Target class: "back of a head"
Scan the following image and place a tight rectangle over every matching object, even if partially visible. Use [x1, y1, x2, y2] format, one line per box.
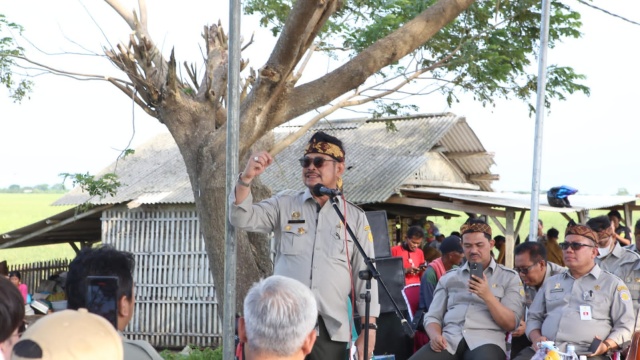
[11, 309, 123, 360]
[635, 219, 640, 235]
[586, 215, 611, 233]
[515, 241, 547, 263]
[243, 275, 318, 357]
[0, 276, 25, 343]
[65, 245, 135, 310]
[547, 227, 559, 239]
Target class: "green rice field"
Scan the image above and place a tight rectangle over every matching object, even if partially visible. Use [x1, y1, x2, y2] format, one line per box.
[0, 193, 75, 265]
[0, 193, 614, 268]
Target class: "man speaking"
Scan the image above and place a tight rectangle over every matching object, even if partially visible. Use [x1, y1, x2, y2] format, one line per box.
[230, 131, 380, 360]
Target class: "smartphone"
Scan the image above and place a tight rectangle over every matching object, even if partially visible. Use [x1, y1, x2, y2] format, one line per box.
[86, 276, 119, 329]
[588, 337, 602, 354]
[469, 262, 484, 280]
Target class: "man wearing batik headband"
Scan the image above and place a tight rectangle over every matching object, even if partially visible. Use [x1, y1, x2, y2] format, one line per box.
[515, 221, 635, 360]
[410, 218, 524, 360]
[230, 131, 379, 360]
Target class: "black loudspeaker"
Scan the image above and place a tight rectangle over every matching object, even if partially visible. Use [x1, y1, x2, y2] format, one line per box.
[375, 311, 414, 360]
[365, 210, 391, 258]
[374, 256, 407, 313]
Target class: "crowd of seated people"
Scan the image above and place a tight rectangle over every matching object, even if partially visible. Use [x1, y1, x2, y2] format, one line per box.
[4, 212, 640, 360]
[390, 215, 640, 360]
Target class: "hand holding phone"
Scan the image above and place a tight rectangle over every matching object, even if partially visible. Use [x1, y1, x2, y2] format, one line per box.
[469, 262, 483, 281]
[588, 337, 602, 354]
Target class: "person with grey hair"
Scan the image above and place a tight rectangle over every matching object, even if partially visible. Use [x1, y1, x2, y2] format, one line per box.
[238, 275, 318, 360]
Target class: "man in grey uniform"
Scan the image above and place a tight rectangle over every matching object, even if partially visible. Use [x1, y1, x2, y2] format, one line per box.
[587, 215, 640, 313]
[409, 218, 524, 360]
[515, 222, 635, 360]
[230, 131, 379, 360]
[510, 241, 565, 359]
[626, 220, 640, 254]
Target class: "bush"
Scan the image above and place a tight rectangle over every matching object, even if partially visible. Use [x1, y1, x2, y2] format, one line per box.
[160, 347, 222, 360]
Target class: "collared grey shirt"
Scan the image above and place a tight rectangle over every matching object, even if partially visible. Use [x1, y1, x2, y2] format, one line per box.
[229, 188, 380, 342]
[526, 264, 634, 352]
[120, 332, 164, 360]
[424, 258, 524, 355]
[597, 242, 640, 311]
[523, 261, 566, 311]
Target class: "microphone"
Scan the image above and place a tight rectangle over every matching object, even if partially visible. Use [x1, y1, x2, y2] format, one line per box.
[312, 183, 341, 197]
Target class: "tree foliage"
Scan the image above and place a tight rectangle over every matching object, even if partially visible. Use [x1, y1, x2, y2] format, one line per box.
[8, 0, 593, 319]
[0, 14, 32, 102]
[246, 0, 589, 113]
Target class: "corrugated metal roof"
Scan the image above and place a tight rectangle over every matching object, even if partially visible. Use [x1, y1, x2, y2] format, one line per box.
[439, 117, 496, 191]
[262, 113, 491, 203]
[55, 113, 495, 206]
[400, 186, 638, 213]
[54, 131, 192, 206]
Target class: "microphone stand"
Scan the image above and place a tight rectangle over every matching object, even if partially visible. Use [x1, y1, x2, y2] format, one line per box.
[327, 194, 414, 360]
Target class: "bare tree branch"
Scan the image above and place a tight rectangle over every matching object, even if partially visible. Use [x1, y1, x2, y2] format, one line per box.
[104, 0, 136, 29]
[281, 0, 475, 122]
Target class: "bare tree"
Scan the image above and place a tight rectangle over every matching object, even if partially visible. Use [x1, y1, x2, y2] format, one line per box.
[3, 0, 587, 310]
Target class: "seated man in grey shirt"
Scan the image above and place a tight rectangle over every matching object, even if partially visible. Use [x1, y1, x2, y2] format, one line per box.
[515, 222, 634, 360]
[410, 218, 524, 360]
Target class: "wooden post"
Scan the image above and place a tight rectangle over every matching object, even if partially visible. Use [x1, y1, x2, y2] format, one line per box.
[505, 208, 515, 268]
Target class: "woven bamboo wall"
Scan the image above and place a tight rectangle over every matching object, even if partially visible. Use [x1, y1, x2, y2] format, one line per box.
[8, 259, 70, 294]
[103, 205, 221, 348]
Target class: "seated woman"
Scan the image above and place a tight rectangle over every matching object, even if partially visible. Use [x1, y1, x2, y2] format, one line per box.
[9, 271, 34, 316]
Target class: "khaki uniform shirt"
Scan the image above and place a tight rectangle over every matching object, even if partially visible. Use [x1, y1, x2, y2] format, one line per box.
[230, 188, 380, 342]
[523, 262, 566, 311]
[424, 258, 524, 355]
[526, 264, 634, 352]
[597, 242, 640, 312]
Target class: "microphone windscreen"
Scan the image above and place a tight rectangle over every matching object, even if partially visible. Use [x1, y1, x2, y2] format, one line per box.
[312, 183, 325, 197]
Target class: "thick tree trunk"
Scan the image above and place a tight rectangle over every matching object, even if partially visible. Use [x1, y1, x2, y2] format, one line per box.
[103, 0, 476, 319]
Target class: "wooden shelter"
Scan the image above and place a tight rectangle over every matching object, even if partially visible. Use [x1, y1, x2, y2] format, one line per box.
[2, 112, 637, 348]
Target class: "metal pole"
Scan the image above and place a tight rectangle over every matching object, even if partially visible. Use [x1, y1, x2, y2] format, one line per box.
[528, 0, 551, 242]
[224, 0, 241, 358]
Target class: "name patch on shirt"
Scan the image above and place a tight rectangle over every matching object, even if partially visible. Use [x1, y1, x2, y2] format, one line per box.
[550, 288, 564, 293]
[288, 220, 306, 224]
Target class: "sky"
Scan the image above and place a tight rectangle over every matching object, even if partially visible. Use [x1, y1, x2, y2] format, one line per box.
[1, 1, 639, 196]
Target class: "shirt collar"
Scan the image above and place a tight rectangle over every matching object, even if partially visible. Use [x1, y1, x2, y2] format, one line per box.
[461, 258, 496, 273]
[565, 263, 601, 280]
[611, 242, 625, 258]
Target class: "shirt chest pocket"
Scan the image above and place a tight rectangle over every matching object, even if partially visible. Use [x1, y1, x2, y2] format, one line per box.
[546, 290, 566, 303]
[490, 284, 505, 300]
[330, 231, 353, 261]
[281, 224, 308, 255]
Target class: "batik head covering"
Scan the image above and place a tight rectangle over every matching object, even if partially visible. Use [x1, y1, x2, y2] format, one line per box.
[565, 220, 598, 243]
[304, 131, 345, 162]
[460, 220, 492, 238]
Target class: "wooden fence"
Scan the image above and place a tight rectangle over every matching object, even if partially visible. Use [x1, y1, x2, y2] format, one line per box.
[104, 205, 222, 349]
[8, 259, 70, 294]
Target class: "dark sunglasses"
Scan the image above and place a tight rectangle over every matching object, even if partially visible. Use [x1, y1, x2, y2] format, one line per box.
[560, 241, 595, 251]
[514, 263, 537, 275]
[298, 156, 337, 168]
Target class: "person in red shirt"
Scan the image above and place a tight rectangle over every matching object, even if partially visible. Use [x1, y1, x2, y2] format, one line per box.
[392, 226, 427, 285]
